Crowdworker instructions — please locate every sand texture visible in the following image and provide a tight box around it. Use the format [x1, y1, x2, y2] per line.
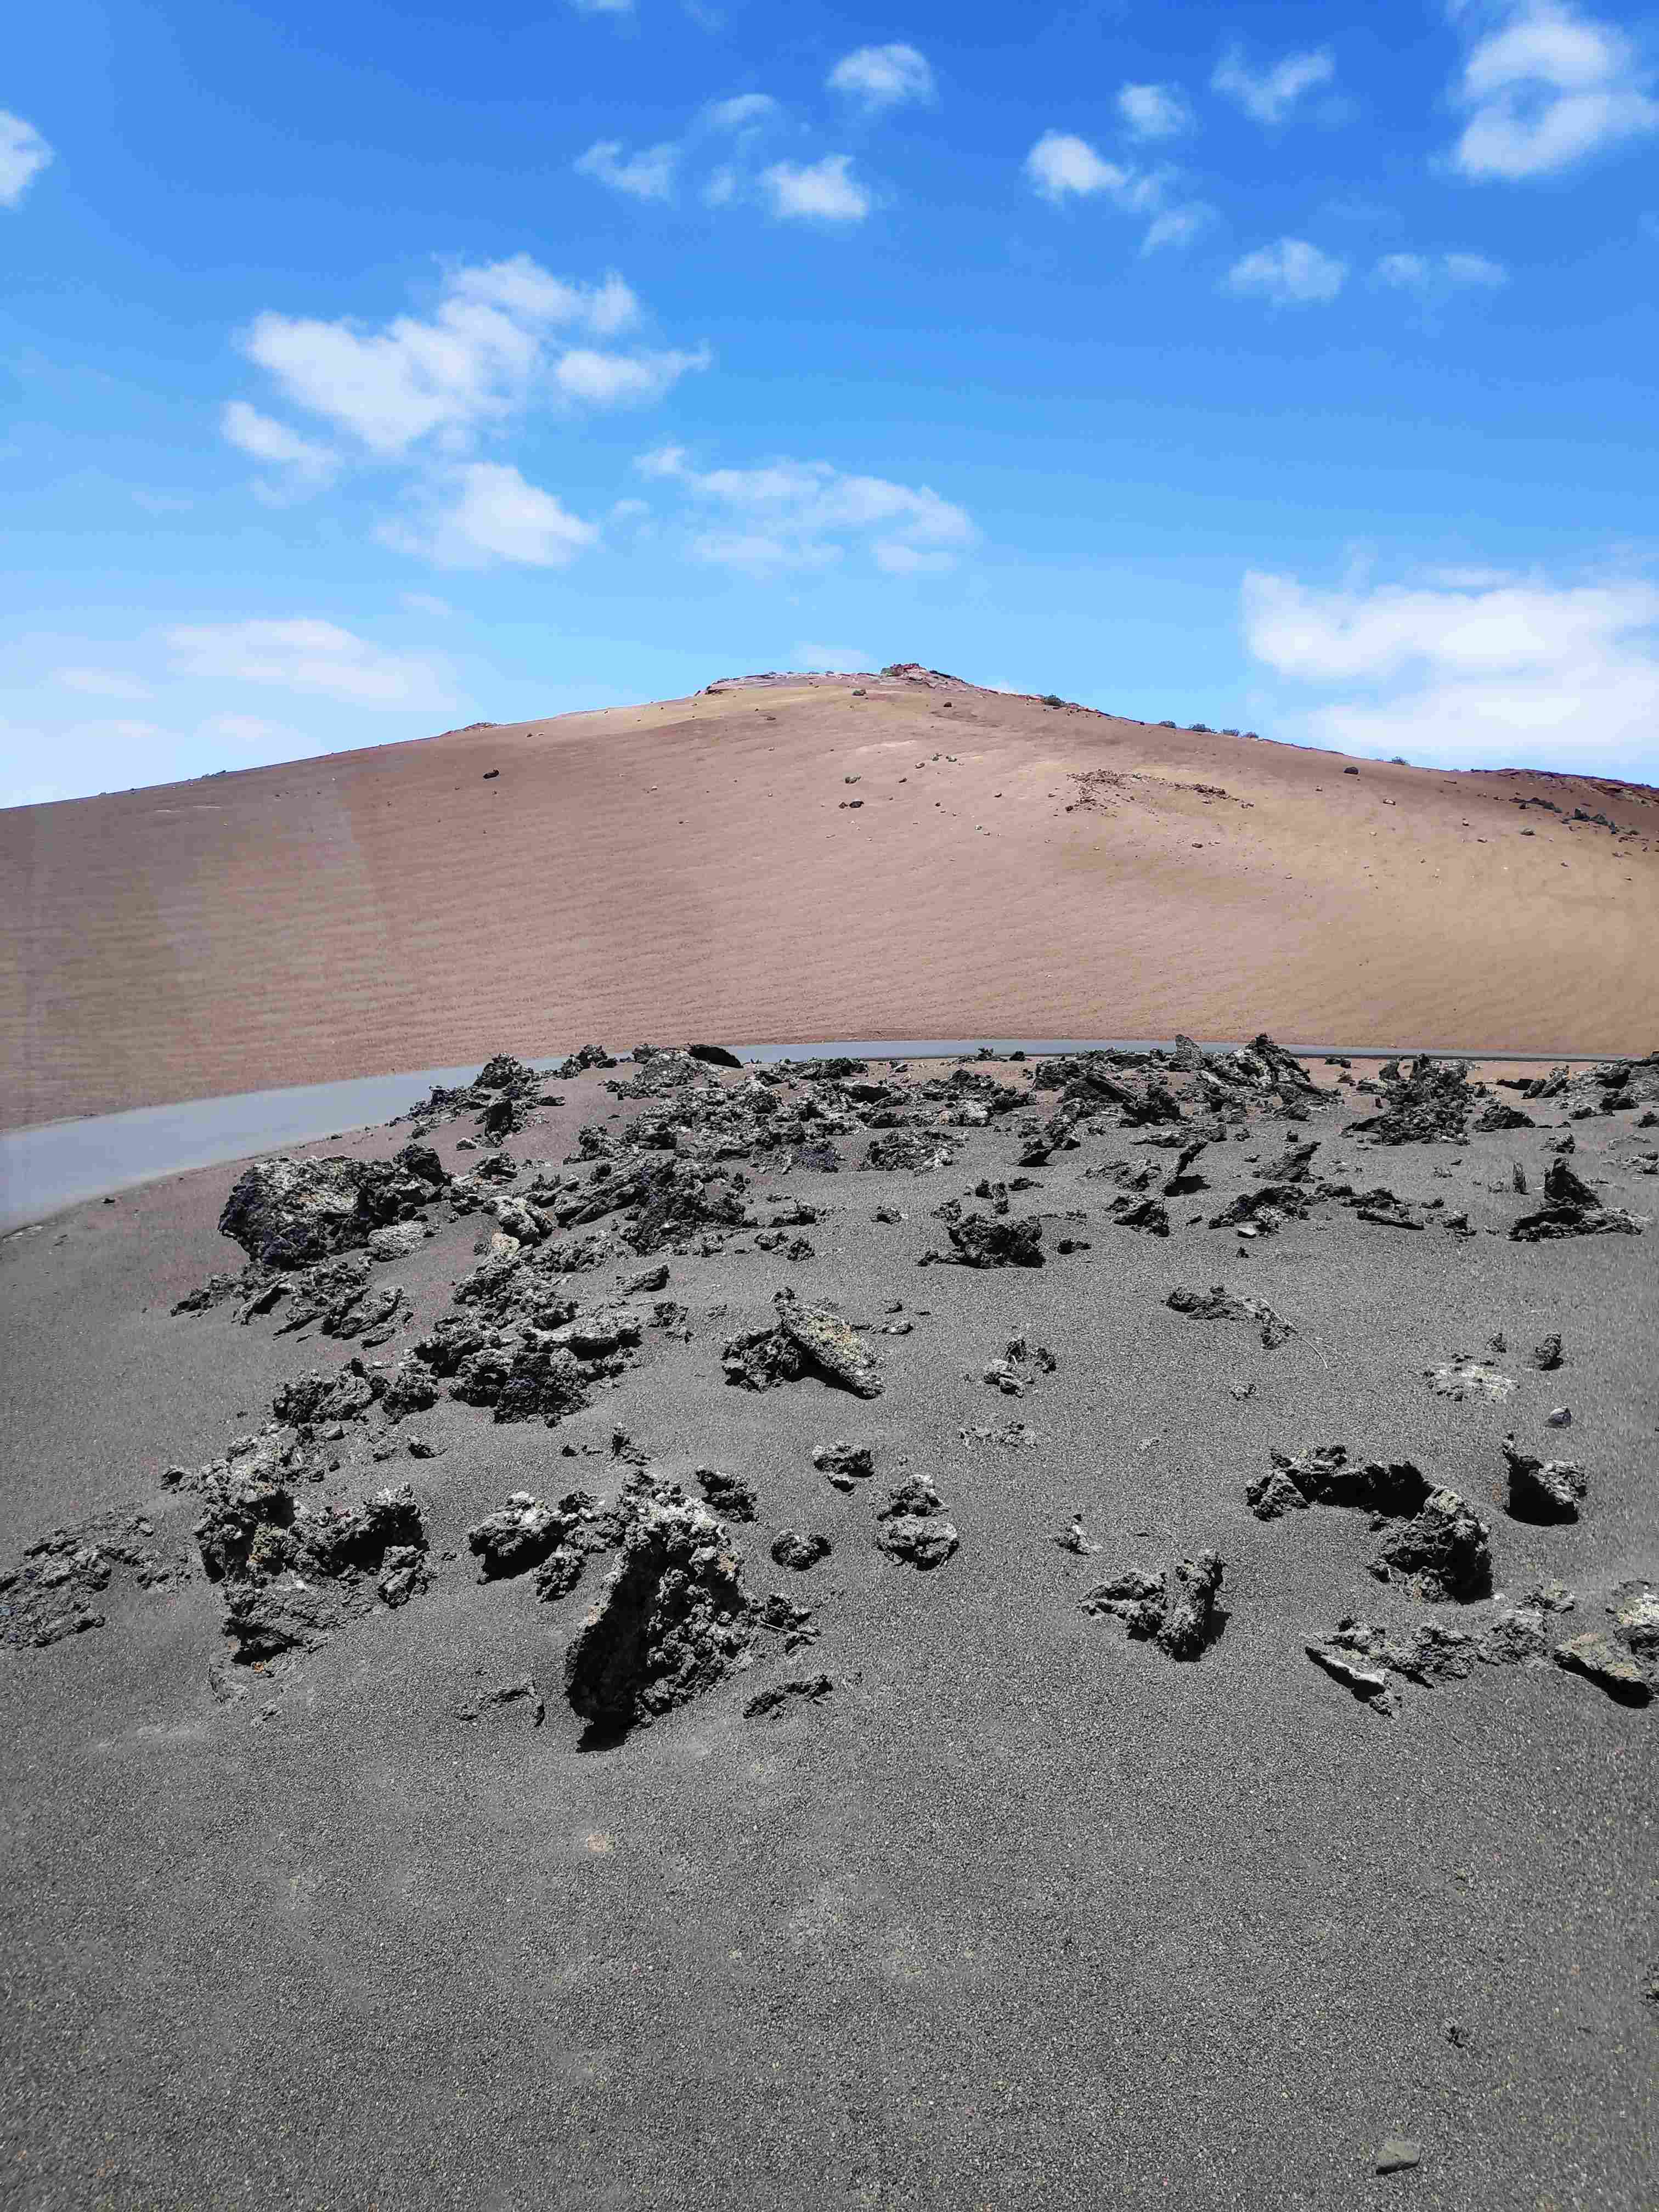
[3, 1043, 1656, 2209]
[4, 667, 1657, 1130]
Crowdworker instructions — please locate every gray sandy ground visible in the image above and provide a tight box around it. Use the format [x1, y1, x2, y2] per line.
[2, 1051, 1656, 2210]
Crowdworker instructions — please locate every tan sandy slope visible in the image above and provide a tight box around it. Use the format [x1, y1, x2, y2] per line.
[3, 667, 1656, 1128]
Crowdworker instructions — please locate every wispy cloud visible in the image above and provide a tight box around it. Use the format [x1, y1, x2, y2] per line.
[574, 139, 680, 201]
[1211, 45, 1336, 126]
[1243, 565, 1659, 772]
[826, 44, 935, 114]
[53, 667, 155, 701]
[1446, 1, 1659, 180]
[1024, 131, 1210, 252]
[1227, 238, 1347, 304]
[638, 446, 975, 575]
[1116, 83, 1195, 142]
[221, 400, 336, 490]
[760, 155, 872, 223]
[0, 111, 53, 207]
[165, 618, 451, 707]
[1375, 250, 1508, 294]
[793, 642, 874, 672]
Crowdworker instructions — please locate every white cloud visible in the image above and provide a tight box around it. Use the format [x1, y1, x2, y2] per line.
[1117, 83, 1195, 140]
[1376, 250, 1508, 291]
[1242, 567, 1659, 774]
[400, 591, 456, 619]
[638, 446, 975, 577]
[1143, 204, 1214, 253]
[794, 643, 873, 672]
[382, 462, 597, 569]
[238, 257, 647, 456]
[1024, 131, 1210, 252]
[1227, 238, 1347, 304]
[1025, 132, 1131, 202]
[1448, 2, 1659, 180]
[574, 139, 679, 201]
[1211, 46, 1336, 126]
[552, 344, 709, 404]
[567, 0, 634, 14]
[55, 668, 154, 700]
[761, 155, 872, 223]
[0, 111, 53, 207]
[827, 44, 935, 113]
[165, 619, 450, 707]
[221, 400, 336, 485]
[703, 93, 782, 133]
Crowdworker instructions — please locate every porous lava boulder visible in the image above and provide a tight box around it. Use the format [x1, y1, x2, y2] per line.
[770, 1530, 832, 1571]
[874, 1479, 958, 1569]
[1082, 1553, 1226, 1660]
[1348, 1058, 1474, 1144]
[195, 1469, 430, 1660]
[1, 1514, 176, 1649]
[1246, 1446, 1430, 1522]
[563, 1497, 753, 1731]
[1167, 1283, 1295, 1350]
[1511, 1157, 1645, 1241]
[467, 1491, 580, 1579]
[1502, 1441, 1587, 1523]
[946, 1212, 1045, 1268]
[218, 1144, 449, 1269]
[723, 1290, 884, 1397]
[1371, 1488, 1492, 1602]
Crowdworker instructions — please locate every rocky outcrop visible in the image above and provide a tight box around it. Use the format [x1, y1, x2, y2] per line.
[1511, 1158, 1645, 1241]
[218, 1145, 450, 1269]
[1167, 1283, 1295, 1349]
[874, 1479, 959, 1569]
[1348, 1058, 1474, 1144]
[1, 1513, 176, 1649]
[1502, 1441, 1587, 1523]
[563, 1497, 753, 1733]
[723, 1290, 884, 1397]
[1370, 1488, 1492, 1602]
[1081, 1553, 1226, 1660]
[944, 1212, 1045, 1267]
[1246, 1446, 1430, 1522]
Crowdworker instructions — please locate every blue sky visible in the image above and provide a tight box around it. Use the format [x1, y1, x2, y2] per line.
[4, 0, 1658, 804]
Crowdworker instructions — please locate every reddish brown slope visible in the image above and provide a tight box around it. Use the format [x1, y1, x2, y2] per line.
[3, 670, 1656, 1127]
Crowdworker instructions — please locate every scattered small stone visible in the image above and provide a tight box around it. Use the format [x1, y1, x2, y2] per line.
[812, 1440, 876, 1491]
[454, 1676, 545, 1727]
[1167, 1283, 1295, 1349]
[1374, 2139, 1421, 2176]
[744, 1673, 833, 1718]
[981, 1334, 1057, 1395]
[770, 1530, 832, 1571]
[695, 1467, 758, 1521]
[1424, 1356, 1516, 1403]
[1053, 1513, 1099, 1556]
[874, 1479, 959, 1570]
[1532, 1333, 1565, 1370]
[1545, 1405, 1572, 1427]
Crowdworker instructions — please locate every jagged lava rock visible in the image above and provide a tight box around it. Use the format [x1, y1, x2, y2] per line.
[563, 1497, 752, 1730]
[1371, 1489, 1492, 1602]
[1502, 1442, 1587, 1524]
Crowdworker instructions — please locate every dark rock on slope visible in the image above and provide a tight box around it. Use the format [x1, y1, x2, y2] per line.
[564, 1496, 753, 1733]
